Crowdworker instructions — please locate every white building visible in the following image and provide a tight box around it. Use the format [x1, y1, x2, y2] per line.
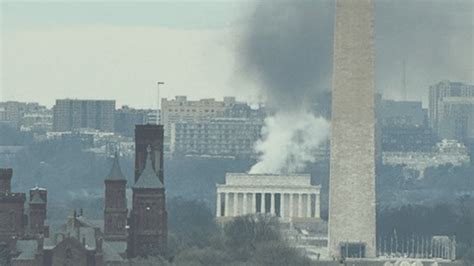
[383, 139, 470, 177]
[216, 173, 321, 222]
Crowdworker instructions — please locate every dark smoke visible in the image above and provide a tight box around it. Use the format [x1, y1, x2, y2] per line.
[239, 0, 334, 111]
[375, 0, 474, 101]
[239, 0, 473, 105]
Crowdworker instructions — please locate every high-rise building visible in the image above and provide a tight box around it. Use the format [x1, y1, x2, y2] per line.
[52, 99, 115, 132]
[329, 0, 376, 258]
[104, 153, 128, 241]
[128, 146, 167, 257]
[0, 101, 49, 129]
[429, 81, 474, 139]
[134, 124, 164, 184]
[161, 96, 238, 150]
[170, 117, 263, 158]
[114, 106, 150, 137]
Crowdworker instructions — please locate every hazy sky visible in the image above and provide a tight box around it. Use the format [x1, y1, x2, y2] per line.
[1, 0, 473, 108]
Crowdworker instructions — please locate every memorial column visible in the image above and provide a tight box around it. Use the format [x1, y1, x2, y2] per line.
[216, 192, 221, 217]
[289, 193, 294, 218]
[243, 193, 247, 215]
[306, 193, 312, 218]
[297, 193, 302, 218]
[270, 193, 275, 215]
[224, 192, 229, 217]
[280, 193, 285, 218]
[315, 193, 321, 218]
[252, 193, 257, 213]
[233, 192, 239, 217]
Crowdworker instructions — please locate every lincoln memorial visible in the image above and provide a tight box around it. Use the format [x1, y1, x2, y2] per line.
[215, 173, 321, 222]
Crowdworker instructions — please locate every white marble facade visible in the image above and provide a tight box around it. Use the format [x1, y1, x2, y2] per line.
[216, 173, 321, 220]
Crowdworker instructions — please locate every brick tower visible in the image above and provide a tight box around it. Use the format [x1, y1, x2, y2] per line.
[28, 187, 48, 237]
[104, 152, 128, 241]
[0, 168, 26, 247]
[0, 168, 12, 193]
[328, 0, 377, 258]
[128, 146, 167, 257]
[135, 124, 164, 183]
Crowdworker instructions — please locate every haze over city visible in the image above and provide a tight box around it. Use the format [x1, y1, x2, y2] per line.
[2, 0, 473, 107]
[0, 0, 473, 265]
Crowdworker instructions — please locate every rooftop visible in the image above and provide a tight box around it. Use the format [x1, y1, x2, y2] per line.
[223, 173, 315, 187]
[133, 146, 164, 189]
[105, 152, 127, 181]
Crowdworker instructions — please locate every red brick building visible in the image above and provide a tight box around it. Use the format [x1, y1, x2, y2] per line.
[128, 146, 167, 257]
[0, 168, 26, 252]
[134, 124, 164, 184]
[104, 153, 128, 242]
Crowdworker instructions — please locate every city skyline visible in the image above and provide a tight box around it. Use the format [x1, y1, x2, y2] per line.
[1, 0, 473, 108]
[0, 1, 473, 264]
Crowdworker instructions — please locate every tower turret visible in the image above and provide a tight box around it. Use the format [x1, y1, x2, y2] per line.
[0, 168, 13, 193]
[104, 152, 128, 241]
[28, 187, 48, 237]
[128, 146, 167, 257]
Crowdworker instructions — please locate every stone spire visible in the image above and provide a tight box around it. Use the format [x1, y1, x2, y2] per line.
[105, 152, 126, 181]
[328, 0, 377, 258]
[104, 151, 128, 241]
[133, 146, 164, 189]
[30, 191, 45, 205]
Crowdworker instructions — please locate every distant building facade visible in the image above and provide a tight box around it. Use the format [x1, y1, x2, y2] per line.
[162, 96, 265, 157]
[380, 100, 426, 127]
[381, 126, 435, 152]
[0, 101, 51, 130]
[161, 96, 259, 152]
[170, 117, 263, 158]
[53, 99, 115, 132]
[429, 81, 474, 142]
[114, 106, 151, 137]
[216, 173, 321, 222]
[380, 100, 435, 152]
[383, 139, 470, 177]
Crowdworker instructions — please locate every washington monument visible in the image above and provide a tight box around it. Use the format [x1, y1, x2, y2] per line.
[328, 0, 376, 258]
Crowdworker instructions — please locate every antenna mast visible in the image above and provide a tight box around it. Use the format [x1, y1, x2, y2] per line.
[402, 60, 407, 101]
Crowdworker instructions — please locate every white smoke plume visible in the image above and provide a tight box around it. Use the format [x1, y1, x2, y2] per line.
[240, 0, 333, 174]
[250, 111, 329, 174]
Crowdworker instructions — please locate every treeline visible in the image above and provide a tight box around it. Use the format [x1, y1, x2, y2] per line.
[377, 196, 474, 264]
[165, 213, 312, 266]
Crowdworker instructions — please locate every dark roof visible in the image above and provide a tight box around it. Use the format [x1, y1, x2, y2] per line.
[105, 152, 126, 181]
[133, 146, 164, 189]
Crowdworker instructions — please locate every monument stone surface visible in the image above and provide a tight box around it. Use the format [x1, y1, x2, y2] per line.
[328, 0, 377, 258]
